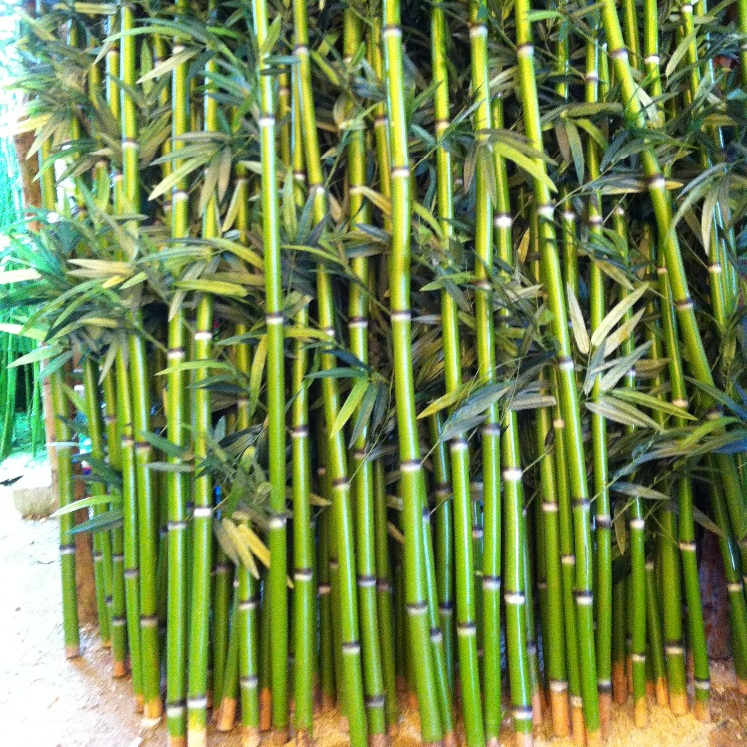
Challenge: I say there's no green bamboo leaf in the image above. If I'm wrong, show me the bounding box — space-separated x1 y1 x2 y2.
174 279 248 297
567 283 589 355
590 284 648 349
8 345 61 368
597 341 652 393
418 387 463 420
66 507 124 535
563 117 585 185
139 430 189 458
603 307 645 357
0 269 41 284
612 482 670 502
138 47 197 82
148 461 194 472
665 29 698 79
494 140 557 193
610 388 696 421
51 493 120 517
330 379 368 438
586 395 661 431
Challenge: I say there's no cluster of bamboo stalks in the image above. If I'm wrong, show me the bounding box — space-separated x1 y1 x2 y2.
4 1 747 747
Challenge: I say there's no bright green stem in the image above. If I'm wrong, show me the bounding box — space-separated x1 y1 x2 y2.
382 0 443 741
251 0 288 730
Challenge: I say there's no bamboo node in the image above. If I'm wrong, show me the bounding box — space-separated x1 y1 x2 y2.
595 514 611 528
268 513 287 529
295 569 314 582
240 675 259 689
457 622 477 637
495 213 513 228
665 644 684 656
405 601 428 616
124 568 139 580
318 583 331 595
503 467 523 482
549 680 568 693
517 43 534 57
631 653 646 663
59 544 76 555
644 54 660 65
610 47 629 61
381 25 402 39
694 678 710 690
727 582 743 593
438 602 453 614
365 695 386 709
187 696 208 709
574 590 593 606
266 312 284 325
140 615 158 628
400 459 420 473
561 554 575 565
482 575 501 590
629 518 645 530
342 640 362 654
357 575 376 587
430 627 443 643
168 520 188 531
193 507 212 519
513 706 533 721
504 592 526 605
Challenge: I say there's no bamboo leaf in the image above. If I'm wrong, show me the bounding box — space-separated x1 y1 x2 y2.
66 508 124 535
590 284 648 349
330 379 368 438
567 283 589 355
51 493 120 517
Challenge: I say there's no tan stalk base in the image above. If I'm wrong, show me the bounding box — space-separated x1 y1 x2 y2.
407 692 418 711
259 688 272 731
338 715 349 733
66 645 80 659
144 699 163 720
693 699 711 723
113 660 127 678
627 659 633 695
217 697 237 731
187 729 206 747
167 735 186 747
271 728 289 745
135 694 144 714
387 723 399 739
571 705 586 746
514 731 533 747
206 691 213 709
101 639 111 649
242 726 260 747
655 678 669 708
738 678 747 695
396 676 407 693
321 693 336 710
645 680 656 700
487 738 500 747
612 663 627 705
550 689 570 737
669 690 688 716
585 728 601 747
598 691 611 739
634 697 649 728
532 690 543 727
296 729 310 747
370 731 389 747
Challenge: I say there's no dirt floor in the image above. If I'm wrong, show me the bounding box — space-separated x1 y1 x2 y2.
1 452 745 747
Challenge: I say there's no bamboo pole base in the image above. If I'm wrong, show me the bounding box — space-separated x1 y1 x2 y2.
167 735 186 747
487 738 500 747
242 726 260 747
217 697 237 731
296 729 310 747
259 689 272 731
370 731 389 747
571 704 585 746
144 699 162 720
693 699 711 723
669 690 688 716
442 731 456 747
612 663 627 705
598 691 611 739
738 678 747 695
513 731 533 747
633 697 648 728
113 660 127 678
187 730 206 747
66 645 80 659
321 693 335 711
338 715 349 733
585 729 601 747
645 680 655 701
407 692 418 710
655 678 669 709
270 728 289 745
135 694 144 713
550 688 570 737
532 690 543 727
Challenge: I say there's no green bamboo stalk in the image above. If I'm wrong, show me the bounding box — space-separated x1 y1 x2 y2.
83 358 114 649
251 0 288 735
656 250 711 720
644 559 669 708
102 367 128 679
382 1 443 743
514 3 599 741
343 8 387 744
466 5 502 744
164 2 191 743
186 6 220 736
290 1 367 742
372 459 397 730
583 27 613 736
51 367 80 659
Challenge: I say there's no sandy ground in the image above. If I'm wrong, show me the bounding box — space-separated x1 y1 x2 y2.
0 452 745 747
